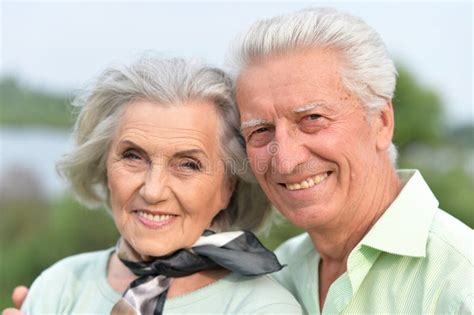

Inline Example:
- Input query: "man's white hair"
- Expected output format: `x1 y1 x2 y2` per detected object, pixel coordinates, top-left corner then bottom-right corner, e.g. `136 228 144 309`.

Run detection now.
229 7 398 164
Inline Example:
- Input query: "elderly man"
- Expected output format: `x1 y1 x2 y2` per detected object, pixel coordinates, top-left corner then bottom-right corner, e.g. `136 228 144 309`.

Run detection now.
233 7 472 315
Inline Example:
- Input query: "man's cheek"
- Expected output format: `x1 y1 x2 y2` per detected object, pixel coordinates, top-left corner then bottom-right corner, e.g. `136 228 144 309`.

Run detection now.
248 150 271 176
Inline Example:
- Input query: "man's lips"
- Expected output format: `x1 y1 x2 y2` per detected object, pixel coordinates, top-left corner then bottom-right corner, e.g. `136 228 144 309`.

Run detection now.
278 171 332 191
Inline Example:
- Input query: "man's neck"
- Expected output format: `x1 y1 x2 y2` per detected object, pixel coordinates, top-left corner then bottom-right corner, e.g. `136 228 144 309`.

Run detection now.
309 165 401 258
308 165 402 309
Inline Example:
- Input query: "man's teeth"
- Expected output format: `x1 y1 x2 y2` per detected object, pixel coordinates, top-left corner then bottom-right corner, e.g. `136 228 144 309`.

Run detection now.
285 173 329 191
137 211 174 222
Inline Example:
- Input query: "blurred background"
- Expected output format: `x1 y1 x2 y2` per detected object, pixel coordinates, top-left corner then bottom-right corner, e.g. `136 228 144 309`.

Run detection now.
0 1 472 308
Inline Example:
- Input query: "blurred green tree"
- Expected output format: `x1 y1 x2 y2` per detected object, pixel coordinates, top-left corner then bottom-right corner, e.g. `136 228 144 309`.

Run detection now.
0 77 73 128
392 66 446 150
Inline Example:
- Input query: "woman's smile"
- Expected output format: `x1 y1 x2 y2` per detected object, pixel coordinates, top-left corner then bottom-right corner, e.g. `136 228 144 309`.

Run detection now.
134 209 178 228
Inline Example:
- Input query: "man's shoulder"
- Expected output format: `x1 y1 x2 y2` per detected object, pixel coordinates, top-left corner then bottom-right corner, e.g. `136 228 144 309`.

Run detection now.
424 209 473 312
275 233 314 264
429 209 473 265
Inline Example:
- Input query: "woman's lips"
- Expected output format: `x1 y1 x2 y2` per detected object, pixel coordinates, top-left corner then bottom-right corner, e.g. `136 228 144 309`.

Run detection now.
134 210 178 228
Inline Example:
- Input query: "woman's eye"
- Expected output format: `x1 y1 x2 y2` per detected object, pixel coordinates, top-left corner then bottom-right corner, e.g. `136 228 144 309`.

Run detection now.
122 150 141 161
179 160 201 171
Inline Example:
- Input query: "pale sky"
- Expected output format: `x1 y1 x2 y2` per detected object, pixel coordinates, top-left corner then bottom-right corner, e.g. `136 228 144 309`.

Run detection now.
1 1 472 123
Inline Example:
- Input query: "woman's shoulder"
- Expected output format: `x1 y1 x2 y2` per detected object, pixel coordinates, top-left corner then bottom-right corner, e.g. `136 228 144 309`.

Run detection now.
222 273 303 314
28 247 114 289
165 272 302 314
44 247 114 275
21 248 115 314
275 233 314 264
229 273 295 294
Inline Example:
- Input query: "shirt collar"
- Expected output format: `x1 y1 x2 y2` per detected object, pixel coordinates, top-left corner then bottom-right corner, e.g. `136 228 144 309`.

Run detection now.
360 169 439 257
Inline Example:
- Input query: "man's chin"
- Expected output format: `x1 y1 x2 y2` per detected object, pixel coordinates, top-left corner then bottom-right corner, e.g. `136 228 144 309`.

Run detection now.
276 204 333 229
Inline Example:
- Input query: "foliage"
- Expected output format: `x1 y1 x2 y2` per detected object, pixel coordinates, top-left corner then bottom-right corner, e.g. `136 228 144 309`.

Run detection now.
448 123 474 149
0 77 73 128
392 66 445 150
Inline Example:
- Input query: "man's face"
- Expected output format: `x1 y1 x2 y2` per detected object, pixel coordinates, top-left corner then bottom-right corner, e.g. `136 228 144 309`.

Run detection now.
236 48 389 231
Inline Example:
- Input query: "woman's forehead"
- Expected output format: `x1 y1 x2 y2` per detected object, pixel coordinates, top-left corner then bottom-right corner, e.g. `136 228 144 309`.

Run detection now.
114 100 223 155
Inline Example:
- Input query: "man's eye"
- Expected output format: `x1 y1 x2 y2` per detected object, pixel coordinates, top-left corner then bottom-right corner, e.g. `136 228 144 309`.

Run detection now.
300 114 326 133
305 114 321 121
255 127 270 133
247 126 274 147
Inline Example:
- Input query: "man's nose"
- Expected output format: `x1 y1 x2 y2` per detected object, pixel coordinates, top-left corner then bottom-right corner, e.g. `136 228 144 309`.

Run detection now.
271 127 310 175
139 165 170 204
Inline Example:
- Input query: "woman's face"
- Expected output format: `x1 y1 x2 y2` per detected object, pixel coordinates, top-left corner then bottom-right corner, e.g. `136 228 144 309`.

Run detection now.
106 100 233 257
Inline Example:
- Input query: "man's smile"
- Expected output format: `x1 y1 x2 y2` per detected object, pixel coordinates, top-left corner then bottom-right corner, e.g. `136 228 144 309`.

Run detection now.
278 171 332 191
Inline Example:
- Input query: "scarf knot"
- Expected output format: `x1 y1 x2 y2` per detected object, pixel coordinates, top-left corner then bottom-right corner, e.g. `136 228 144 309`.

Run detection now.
111 230 282 315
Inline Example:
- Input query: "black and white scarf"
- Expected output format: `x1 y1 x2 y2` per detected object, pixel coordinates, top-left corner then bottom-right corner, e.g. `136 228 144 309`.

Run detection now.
110 230 283 315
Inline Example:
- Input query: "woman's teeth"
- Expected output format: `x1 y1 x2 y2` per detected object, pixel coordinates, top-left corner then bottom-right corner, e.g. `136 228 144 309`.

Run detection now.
285 173 329 191
137 211 174 222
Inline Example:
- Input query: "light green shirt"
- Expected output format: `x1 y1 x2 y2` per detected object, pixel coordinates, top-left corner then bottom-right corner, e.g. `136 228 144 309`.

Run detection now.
274 170 473 314
22 247 303 314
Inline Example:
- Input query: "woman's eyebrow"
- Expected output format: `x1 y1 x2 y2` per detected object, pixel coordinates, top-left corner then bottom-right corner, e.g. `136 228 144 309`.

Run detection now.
118 139 143 149
175 149 207 158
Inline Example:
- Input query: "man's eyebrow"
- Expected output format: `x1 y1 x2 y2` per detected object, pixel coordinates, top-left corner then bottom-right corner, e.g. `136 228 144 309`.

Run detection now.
292 102 324 114
240 118 272 131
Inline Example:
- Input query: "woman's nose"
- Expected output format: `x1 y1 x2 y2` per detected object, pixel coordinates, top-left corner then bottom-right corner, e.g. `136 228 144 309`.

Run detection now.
138 165 170 204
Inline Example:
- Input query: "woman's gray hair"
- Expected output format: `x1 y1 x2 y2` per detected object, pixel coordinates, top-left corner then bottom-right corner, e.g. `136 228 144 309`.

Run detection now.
57 56 271 232
229 7 398 164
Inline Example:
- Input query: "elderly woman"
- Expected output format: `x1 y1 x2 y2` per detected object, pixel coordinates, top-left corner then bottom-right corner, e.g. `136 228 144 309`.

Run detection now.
19 57 302 314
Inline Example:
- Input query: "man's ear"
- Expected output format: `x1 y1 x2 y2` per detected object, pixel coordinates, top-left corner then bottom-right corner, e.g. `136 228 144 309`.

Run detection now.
375 99 395 152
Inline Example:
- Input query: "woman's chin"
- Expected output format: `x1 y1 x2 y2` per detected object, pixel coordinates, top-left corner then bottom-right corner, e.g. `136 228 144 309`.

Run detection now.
134 243 175 258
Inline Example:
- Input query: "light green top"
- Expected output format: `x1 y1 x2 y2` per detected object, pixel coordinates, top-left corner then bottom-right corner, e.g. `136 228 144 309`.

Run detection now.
22 247 303 315
274 170 473 315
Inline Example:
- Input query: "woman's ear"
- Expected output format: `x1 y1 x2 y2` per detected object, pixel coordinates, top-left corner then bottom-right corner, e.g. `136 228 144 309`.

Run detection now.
223 177 238 209
228 177 238 194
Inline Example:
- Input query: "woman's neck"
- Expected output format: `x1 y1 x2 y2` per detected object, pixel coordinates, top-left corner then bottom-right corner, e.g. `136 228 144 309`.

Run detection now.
107 252 229 298
167 268 230 298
